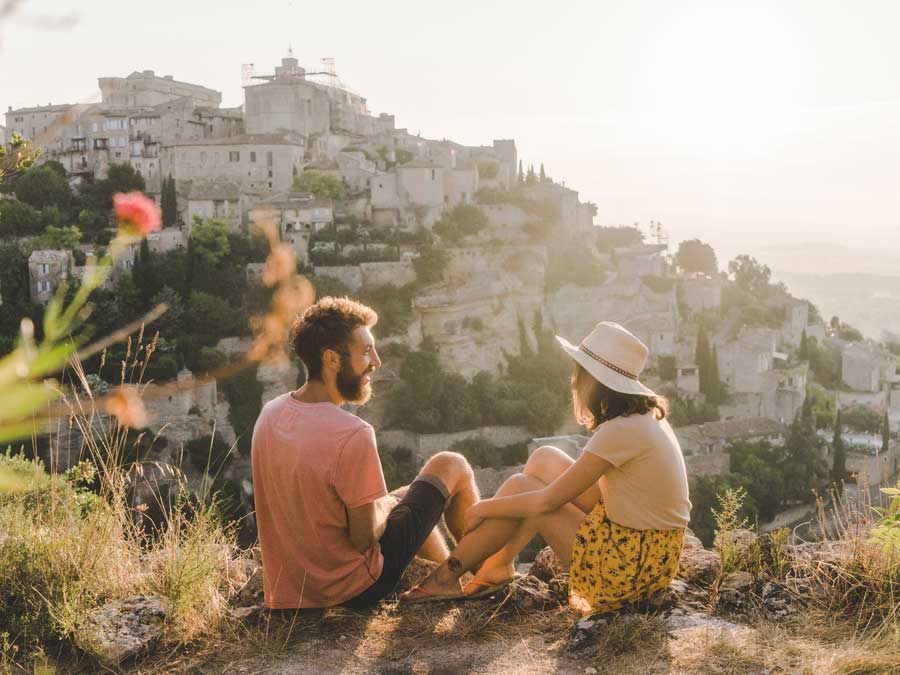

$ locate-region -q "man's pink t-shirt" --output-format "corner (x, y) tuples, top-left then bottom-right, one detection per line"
(251, 393), (388, 608)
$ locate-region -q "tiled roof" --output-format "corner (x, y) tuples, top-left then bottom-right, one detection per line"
(28, 249), (72, 264)
(167, 133), (303, 147)
(188, 181), (240, 200)
(8, 103), (75, 114)
(677, 416), (787, 442)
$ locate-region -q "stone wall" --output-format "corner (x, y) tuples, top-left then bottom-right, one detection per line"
(838, 390), (888, 410)
(360, 260), (417, 288)
(684, 452), (730, 478)
(313, 265), (363, 291)
(378, 425), (532, 464)
(846, 445), (900, 485)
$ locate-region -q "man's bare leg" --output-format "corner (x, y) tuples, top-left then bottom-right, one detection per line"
(401, 472), (587, 599)
(403, 451), (478, 560)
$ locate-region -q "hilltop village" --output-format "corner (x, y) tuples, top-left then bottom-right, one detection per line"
(2, 57), (899, 542)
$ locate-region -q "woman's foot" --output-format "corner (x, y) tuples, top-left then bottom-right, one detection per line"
(462, 563), (515, 596)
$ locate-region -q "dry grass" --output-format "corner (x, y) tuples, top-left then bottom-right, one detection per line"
(0, 344), (240, 667)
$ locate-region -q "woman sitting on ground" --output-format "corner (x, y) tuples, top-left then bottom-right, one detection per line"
(402, 321), (692, 613)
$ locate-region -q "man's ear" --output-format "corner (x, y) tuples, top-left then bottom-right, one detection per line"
(322, 348), (342, 372)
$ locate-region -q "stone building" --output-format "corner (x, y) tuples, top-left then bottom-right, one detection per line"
(98, 70), (220, 108)
(248, 191), (334, 264)
(715, 327), (777, 394)
(146, 227), (186, 254)
(8, 71), (242, 197)
(613, 243), (668, 279)
(520, 182), (579, 233)
(163, 134), (306, 215)
(244, 56), (382, 139)
(187, 181), (242, 232)
(679, 274), (722, 316)
(370, 161), (478, 228)
(675, 417), (787, 476)
(0, 123), (6, 146)
(28, 249), (73, 304)
(842, 341), (898, 392)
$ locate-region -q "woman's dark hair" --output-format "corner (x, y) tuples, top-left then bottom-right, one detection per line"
(570, 362), (668, 432)
(290, 296), (377, 381)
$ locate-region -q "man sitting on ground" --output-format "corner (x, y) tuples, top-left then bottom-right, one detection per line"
(251, 296), (479, 608)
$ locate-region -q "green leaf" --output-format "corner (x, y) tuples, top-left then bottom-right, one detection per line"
(27, 341), (80, 380)
(0, 419), (44, 444)
(0, 382), (59, 424)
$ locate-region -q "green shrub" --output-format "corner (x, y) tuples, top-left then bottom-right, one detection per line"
(658, 355), (677, 381)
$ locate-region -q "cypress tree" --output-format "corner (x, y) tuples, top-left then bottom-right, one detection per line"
(160, 175), (176, 228)
(709, 345), (721, 405)
(526, 164), (536, 186)
(518, 160), (524, 184)
(882, 410), (891, 455)
(696, 327), (711, 397)
(832, 407), (846, 490)
(799, 329), (809, 361)
(539, 163), (546, 183)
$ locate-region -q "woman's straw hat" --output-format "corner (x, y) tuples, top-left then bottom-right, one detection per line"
(555, 321), (656, 396)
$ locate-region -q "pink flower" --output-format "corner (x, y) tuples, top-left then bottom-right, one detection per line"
(113, 191), (161, 236)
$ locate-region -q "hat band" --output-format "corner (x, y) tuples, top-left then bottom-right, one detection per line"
(579, 344), (639, 381)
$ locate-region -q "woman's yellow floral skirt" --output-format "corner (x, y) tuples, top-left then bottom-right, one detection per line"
(568, 501), (684, 614)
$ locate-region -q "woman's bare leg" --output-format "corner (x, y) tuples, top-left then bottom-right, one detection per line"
(401, 472), (587, 599)
(466, 445), (603, 587)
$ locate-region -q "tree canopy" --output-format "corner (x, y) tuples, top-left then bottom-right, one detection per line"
(675, 239), (718, 275)
(292, 170), (346, 201)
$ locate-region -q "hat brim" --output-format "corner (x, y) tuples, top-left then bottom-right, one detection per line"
(555, 335), (657, 397)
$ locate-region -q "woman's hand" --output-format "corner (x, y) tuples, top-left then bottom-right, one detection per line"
(464, 500), (488, 535)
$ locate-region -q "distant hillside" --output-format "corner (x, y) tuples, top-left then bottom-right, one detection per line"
(774, 270), (900, 340)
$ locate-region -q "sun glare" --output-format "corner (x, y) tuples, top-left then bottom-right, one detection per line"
(630, 6), (818, 158)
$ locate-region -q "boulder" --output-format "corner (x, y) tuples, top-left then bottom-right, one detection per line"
(394, 557), (439, 594)
(529, 546), (567, 582)
(661, 607), (739, 634)
(77, 596), (169, 667)
(678, 544), (721, 584)
(663, 578), (708, 610)
(230, 558), (264, 607)
(507, 575), (562, 612)
(716, 571), (753, 611)
(761, 578), (810, 619)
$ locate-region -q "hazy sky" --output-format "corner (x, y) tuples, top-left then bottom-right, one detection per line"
(2, 0), (899, 270)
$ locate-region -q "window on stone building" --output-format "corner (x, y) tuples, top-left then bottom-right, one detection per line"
(250, 152), (256, 162)
(266, 151), (273, 167)
(229, 151), (240, 162)
(40, 264), (49, 274)
(268, 170), (273, 178)
(431, 169), (436, 180)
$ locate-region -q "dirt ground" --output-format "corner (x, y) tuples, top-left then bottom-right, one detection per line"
(125, 599), (900, 675)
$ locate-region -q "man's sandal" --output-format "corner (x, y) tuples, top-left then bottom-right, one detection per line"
(462, 576), (519, 600)
(399, 585), (466, 605)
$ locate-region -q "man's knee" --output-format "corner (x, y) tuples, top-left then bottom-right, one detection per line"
(420, 451), (474, 490)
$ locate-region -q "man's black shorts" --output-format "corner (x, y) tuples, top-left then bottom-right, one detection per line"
(344, 475), (449, 608)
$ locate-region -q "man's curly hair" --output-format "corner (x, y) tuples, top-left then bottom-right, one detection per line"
(290, 297), (378, 381)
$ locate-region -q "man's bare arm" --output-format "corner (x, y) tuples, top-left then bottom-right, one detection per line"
(347, 494), (398, 553)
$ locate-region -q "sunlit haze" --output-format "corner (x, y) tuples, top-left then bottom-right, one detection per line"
(2, 0), (899, 272)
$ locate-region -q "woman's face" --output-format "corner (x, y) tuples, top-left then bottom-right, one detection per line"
(571, 364), (603, 428)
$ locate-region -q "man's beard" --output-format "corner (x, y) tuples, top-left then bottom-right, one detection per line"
(336, 359), (374, 405)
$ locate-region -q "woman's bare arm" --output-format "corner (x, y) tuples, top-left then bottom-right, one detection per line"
(468, 451), (611, 522)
